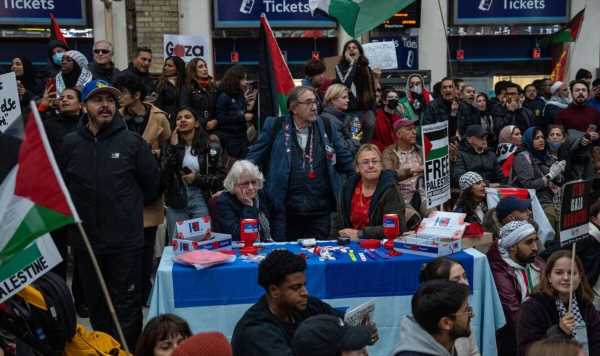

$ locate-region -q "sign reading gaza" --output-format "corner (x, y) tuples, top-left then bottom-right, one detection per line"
(0, 0), (86, 25)
(453, 0), (569, 25)
(214, 0), (336, 28)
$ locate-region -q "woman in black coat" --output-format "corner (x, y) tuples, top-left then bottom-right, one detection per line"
(153, 55), (186, 125)
(517, 250), (600, 356)
(213, 160), (283, 241)
(180, 57), (218, 131)
(11, 56), (44, 106)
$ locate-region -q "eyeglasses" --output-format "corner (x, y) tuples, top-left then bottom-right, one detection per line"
(451, 306), (474, 318)
(297, 100), (318, 107)
(358, 159), (381, 167)
(94, 49), (111, 55)
(236, 180), (258, 188)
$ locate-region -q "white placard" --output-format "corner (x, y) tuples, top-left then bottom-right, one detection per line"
(164, 34), (210, 62)
(361, 41), (398, 70)
(0, 72), (22, 133)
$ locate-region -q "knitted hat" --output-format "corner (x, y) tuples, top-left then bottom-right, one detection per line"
(64, 50), (89, 70)
(499, 220), (536, 249)
(172, 332), (232, 356)
(550, 81), (563, 95)
(459, 171), (484, 191)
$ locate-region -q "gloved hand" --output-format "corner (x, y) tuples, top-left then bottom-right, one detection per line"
(547, 160), (566, 180)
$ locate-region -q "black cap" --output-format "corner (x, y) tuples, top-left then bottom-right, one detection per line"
(292, 315), (372, 356)
(465, 124), (487, 138)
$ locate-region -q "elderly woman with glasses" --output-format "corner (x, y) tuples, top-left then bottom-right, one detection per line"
(335, 144), (406, 240)
(213, 160), (283, 242)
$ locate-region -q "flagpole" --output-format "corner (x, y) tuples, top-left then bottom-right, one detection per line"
(75, 222), (130, 353)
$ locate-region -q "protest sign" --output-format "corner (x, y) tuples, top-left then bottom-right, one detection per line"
(422, 121), (450, 208)
(0, 72), (22, 133)
(0, 234), (62, 303)
(559, 180), (591, 247)
(361, 41), (398, 70)
(164, 34), (209, 62)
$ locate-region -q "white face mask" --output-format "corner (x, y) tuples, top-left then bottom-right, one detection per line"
(410, 84), (422, 95)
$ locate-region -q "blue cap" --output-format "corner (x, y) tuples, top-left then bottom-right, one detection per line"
(496, 197), (531, 221)
(81, 80), (121, 102)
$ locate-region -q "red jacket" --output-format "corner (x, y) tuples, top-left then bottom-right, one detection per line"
(372, 108), (400, 152)
(487, 242), (545, 356)
(555, 103), (600, 132)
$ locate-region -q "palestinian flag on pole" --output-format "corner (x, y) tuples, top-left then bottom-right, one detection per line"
(0, 102), (79, 263)
(49, 13), (68, 46)
(550, 9), (584, 81)
(422, 123), (449, 161)
(309, 0), (415, 38)
(258, 14), (295, 123)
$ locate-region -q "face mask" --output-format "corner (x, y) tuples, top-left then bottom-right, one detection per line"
(52, 52), (64, 66)
(548, 141), (562, 151)
(410, 84), (422, 95)
(387, 99), (399, 110)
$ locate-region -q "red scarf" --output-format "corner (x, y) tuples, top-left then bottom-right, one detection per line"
(195, 77), (211, 89)
(372, 108), (399, 152)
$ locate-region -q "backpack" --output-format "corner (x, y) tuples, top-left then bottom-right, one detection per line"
(64, 324), (131, 356)
(0, 272), (77, 356)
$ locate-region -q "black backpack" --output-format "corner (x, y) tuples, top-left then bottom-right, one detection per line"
(0, 272), (77, 356)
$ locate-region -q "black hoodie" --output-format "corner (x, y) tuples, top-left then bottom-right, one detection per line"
(61, 113), (160, 254)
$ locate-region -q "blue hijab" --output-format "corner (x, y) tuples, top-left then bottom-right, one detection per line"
(522, 127), (546, 161)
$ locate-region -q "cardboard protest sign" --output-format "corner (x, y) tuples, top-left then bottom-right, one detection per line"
(422, 121), (451, 208)
(362, 41), (398, 70)
(0, 72), (22, 133)
(164, 34), (209, 62)
(560, 180), (591, 247)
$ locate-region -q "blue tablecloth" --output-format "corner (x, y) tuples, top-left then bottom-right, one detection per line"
(149, 242), (506, 355)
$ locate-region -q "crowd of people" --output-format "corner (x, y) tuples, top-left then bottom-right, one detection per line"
(3, 36), (600, 356)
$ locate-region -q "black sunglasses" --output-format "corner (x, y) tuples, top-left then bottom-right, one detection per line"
(94, 49), (110, 54)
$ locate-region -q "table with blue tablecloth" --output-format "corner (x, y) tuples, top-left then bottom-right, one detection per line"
(148, 242), (506, 355)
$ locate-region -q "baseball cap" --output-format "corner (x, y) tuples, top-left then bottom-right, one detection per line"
(496, 196), (531, 221)
(292, 315), (372, 356)
(465, 124), (487, 138)
(393, 118), (418, 131)
(172, 332), (232, 356)
(81, 80), (121, 102)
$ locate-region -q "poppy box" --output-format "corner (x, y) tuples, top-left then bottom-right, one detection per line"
(175, 216), (211, 241)
(393, 235), (462, 257)
(171, 233), (233, 255)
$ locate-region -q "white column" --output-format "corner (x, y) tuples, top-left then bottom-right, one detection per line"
(92, 0), (128, 69)
(179, 0), (214, 76)
(567, 0), (600, 80)
(418, 0), (448, 83)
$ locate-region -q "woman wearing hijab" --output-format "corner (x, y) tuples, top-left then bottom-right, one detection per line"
(51, 50), (93, 95)
(11, 56), (44, 110)
(512, 127), (566, 232)
(405, 73), (433, 120)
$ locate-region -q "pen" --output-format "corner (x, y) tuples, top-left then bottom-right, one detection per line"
(348, 249), (357, 262)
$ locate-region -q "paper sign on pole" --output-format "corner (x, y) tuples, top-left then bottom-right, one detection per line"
(164, 34), (209, 63)
(361, 41), (398, 70)
(0, 234), (62, 303)
(559, 180), (591, 247)
(422, 121), (451, 208)
(0, 72), (22, 133)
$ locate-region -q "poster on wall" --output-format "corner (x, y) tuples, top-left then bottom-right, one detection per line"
(164, 35), (210, 63)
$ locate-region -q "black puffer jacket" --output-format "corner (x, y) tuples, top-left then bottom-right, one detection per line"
(453, 139), (504, 185)
(161, 137), (225, 209)
(179, 81), (218, 128)
(62, 114), (160, 254)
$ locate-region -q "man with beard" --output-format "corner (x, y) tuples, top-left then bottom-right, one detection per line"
(391, 280), (472, 356)
(556, 80), (600, 132)
(231, 250), (374, 356)
(62, 80), (160, 349)
(118, 47), (154, 99)
(453, 125), (504, 187)
(486, 221), (544, 356)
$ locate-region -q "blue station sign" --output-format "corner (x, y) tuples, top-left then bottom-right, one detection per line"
(0, 0), (87, 26)
(453, 0), (570, 25)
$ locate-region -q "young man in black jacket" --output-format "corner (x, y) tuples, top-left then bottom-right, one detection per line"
(231, 250), (375, 356)
(62, 80), (160, 349)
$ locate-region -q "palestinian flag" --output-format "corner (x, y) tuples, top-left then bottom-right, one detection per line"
(258, 14), (295, 123)
(309, 0), (415, 38)
(550, 9), (584, 44)
(422, 124), (448, 161)
(49, 13), (67, 47)
(496, 143), (517, 178)
(0, 103), (79, 263)
(551, 46), (569, 82)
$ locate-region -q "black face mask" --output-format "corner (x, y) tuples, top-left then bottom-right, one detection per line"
(387, 99), (399, 110)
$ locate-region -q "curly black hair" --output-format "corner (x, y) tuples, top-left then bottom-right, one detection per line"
(258, 250), (307, 291)
(113, 73), (147, 101)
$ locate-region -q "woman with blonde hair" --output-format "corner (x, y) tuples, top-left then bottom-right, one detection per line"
(320, 83), (361, 156)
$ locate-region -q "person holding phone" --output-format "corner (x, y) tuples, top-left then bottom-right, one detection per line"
(162, 107), (225, 242)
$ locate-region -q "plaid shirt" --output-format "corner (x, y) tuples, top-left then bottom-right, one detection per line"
(383, 144), (424, 203)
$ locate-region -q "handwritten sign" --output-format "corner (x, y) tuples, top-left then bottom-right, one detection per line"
(361, 41), (398, 70)
(0, 72), (21, 133)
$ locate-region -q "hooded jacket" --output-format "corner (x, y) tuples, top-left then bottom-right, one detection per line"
(62, 113), (160, 254)
(44, 39), (69, 78)
(453, 139), (504, 186)
(335, 170), (406, 239)
(391, 316), (456, 356)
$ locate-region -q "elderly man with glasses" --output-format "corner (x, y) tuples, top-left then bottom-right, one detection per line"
(246, 86), (354, 241)
(88, 40), (120, 84)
